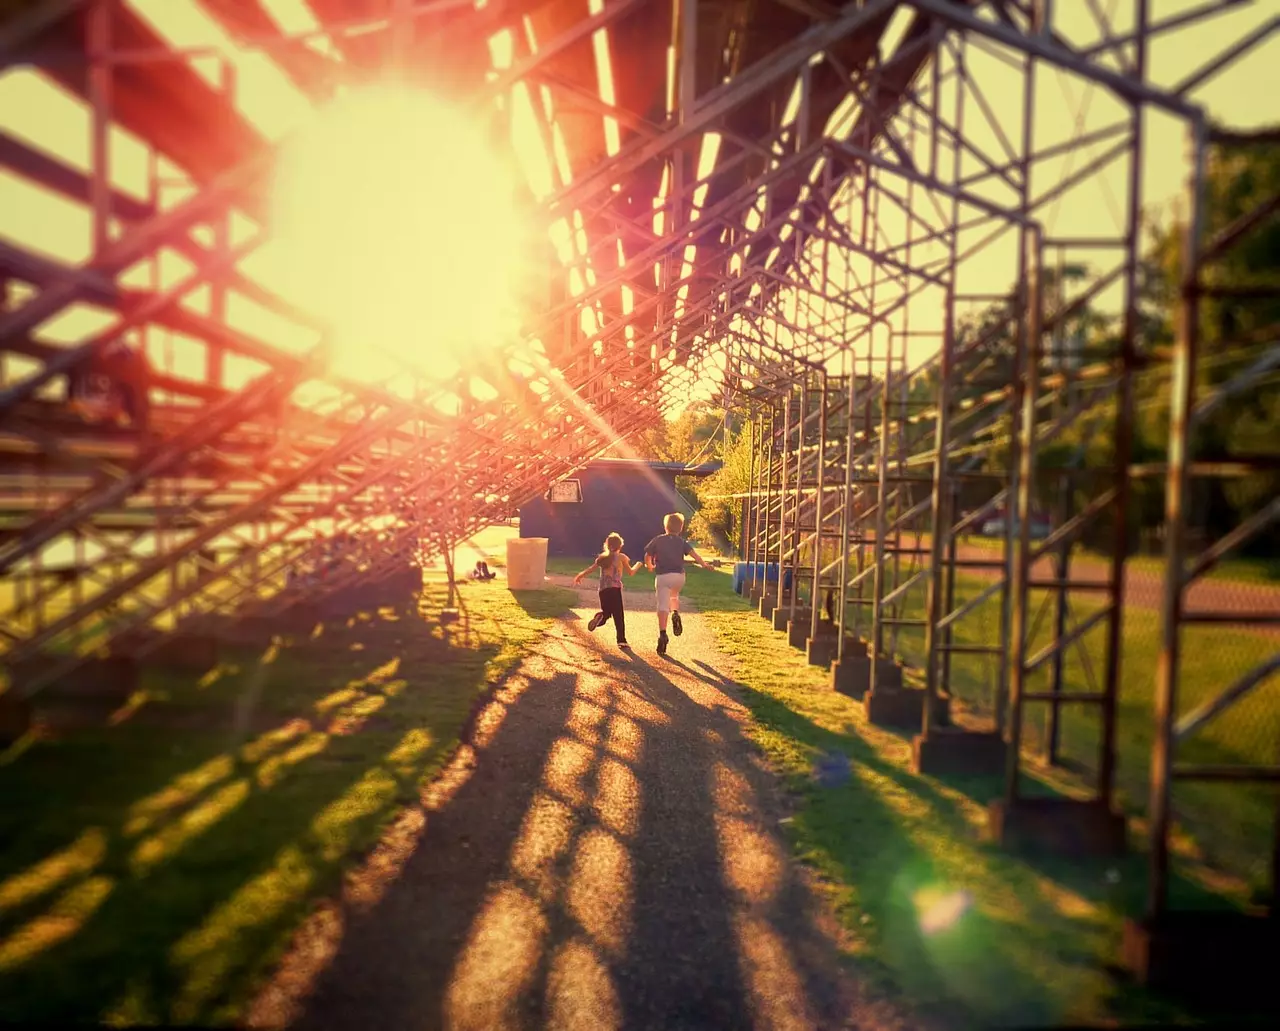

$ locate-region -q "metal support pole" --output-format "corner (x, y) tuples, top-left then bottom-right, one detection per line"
(788, 378), (808, 624)
(921, 61), (965, 733)
(758, 408), (772, 576)
(741, 412), (756, 562)
(870, 353), (891, 670)
(1004, 229), (1045, 804)
(676, 0), (697, 126)
(762, 404), (773, 594)
(996, 38), (1039, 734)
(836, 351), (857, 659)
(774, 391), (791, 612)
(942, 483), (958, 695)
(1147, 118), (1207, 922)
(88, 0), (112, 258)
(208, 57), (236, 389)
(1099, 0), (1149, 804)
(1046, 471), (1071, 764)
(809, 373), (828, 644)
(921, 278), (958, 735)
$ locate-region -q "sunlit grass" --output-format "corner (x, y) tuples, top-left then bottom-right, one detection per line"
(0, 575), (574, 1026)
(677, 564), (1263, 1027)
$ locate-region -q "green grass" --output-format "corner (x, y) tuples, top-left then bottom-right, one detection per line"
(675, 564), (1272, 1028)
(0, 577), (574, 1026)
(872, 569), (1277, 898)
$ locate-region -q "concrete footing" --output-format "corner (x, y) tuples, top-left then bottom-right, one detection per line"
(912, 729), (1007, 777)
(773, 605), (808, 632)
(986, 797), (1127, 857)
(866, 684), (950, 729)
(759, 594), (790, 620)
(785, 613), (815, 648)
(1123, 911), (1279, 1004)
(829, 654), (894, 699)
(805, 630), (864, 668)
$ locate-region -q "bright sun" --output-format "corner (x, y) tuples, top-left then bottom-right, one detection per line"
(273, 86), (534, 380)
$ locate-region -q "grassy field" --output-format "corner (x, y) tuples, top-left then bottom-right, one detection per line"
(0, 576), (574, 1026)
(855, 568), (1279, 899)
(957, 534), (1280, 586)
(631, 562), (1274, 1027)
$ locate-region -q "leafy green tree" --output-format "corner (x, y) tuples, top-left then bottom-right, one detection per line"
(690, 423), (756, 549)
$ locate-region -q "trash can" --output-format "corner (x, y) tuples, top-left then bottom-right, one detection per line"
(505, 537), (549, 590)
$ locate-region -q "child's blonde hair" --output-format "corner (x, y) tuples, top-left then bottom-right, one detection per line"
(599, 532), (624, 575)
(664, 512), (685, 535)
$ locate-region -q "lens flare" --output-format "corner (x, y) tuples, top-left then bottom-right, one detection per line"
(913, 885), (973, 935)
(272, 85), (534, 379)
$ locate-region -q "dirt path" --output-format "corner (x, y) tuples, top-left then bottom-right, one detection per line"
(250, 578), (922, 1031)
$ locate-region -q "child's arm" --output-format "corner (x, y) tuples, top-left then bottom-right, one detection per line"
(687, 546), (713, 571)
(571, 558), (599, 585)
(620, 553), (640, 576)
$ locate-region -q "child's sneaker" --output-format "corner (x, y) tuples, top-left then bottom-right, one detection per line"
(671, 611), (683, 636)
(587, 613), (605, 632)
(619, 641), (631, 651)
(657, 631), (668, 656)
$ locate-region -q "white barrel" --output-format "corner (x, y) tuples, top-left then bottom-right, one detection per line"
(505, 537), (549, 590)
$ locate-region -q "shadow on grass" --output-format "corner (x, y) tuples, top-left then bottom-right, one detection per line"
(0, 593), (523, 1026)
(288, 667), (580, 1031)
(722, 679), (1221, 1029)
(684, 638), (1270, 1027)
(507, 585), (577, 621)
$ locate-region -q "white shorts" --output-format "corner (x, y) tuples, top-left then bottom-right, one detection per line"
(655, 571), (686, 614)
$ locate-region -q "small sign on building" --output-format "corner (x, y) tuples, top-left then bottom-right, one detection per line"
(547, 479), (583, 504)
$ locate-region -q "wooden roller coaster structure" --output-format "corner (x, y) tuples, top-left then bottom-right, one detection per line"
(0, 0), (1277, 995)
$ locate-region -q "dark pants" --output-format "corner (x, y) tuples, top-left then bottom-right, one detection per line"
(597, 587), (626, 643)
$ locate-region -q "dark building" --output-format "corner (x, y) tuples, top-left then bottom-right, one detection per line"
(519, 459), (720, 557)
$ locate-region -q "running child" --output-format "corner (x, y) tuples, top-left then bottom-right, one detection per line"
(643, 512), (712, 656)
(572, 532), (639, 650)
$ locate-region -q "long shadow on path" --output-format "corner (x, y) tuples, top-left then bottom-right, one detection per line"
(284, 616), (882, 1031)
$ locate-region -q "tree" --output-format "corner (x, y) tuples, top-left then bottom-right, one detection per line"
(690, 423), (755, 549)
(631, 404), (725, 464)
(1138, 140), (1280, 553)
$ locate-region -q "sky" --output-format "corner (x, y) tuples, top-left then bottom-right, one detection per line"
(0, 0), (1276, 406)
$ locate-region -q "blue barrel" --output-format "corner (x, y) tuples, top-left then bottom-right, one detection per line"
(732, 562), (793, 593)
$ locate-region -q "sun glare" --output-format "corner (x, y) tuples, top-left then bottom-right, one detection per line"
(272, 87), (535, 380)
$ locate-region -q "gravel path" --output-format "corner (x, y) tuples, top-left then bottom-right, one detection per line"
(251, 576), (923, 1031)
